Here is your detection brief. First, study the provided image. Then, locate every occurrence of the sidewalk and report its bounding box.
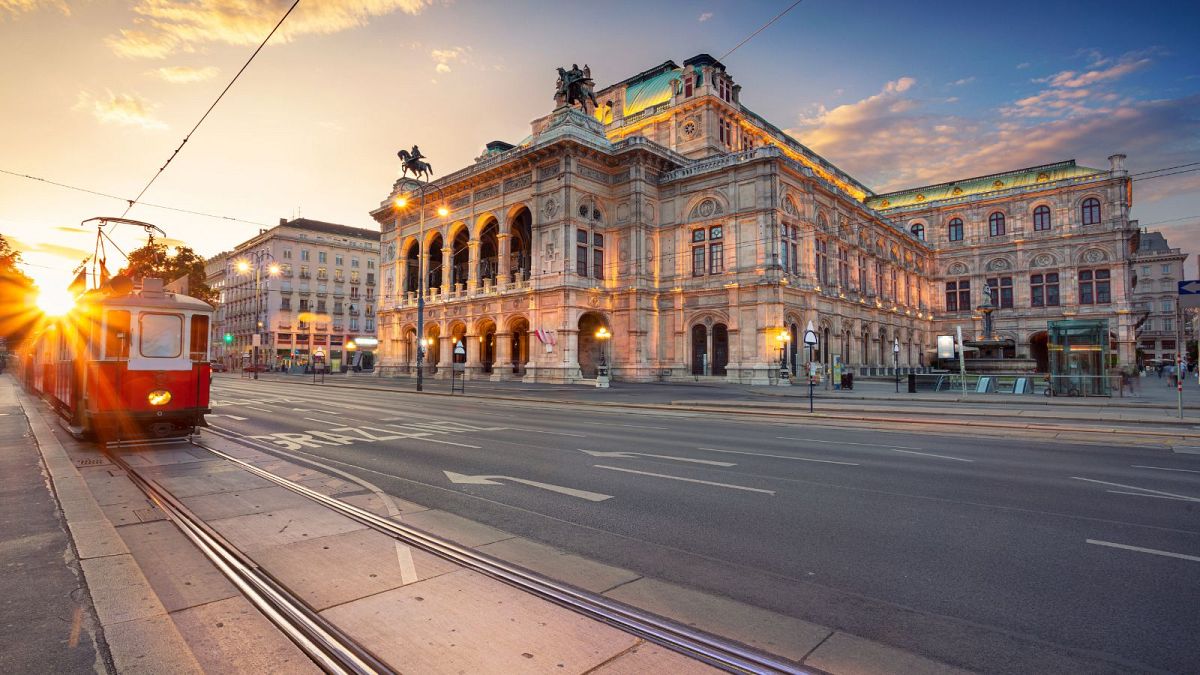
[0,376,107,673]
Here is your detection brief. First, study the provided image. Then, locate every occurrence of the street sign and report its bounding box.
[803,320,818,346]
[454,341,465,356]
[937,335,956,359]
[1178,280,1200,308]
[251,334,261,347]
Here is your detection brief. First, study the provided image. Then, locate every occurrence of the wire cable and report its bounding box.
[720,0,805,61]
[121,0,302,217]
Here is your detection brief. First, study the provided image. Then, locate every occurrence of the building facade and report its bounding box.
[1130,231,1188,366]
[209,218,381,371]
[373,55,1161,383]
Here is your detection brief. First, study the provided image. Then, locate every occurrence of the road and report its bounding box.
[205,375,1200,674]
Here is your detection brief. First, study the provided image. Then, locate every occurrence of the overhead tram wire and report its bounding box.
[120,0,302,218]
[1130,161,1200,177]
[719,0,806,61]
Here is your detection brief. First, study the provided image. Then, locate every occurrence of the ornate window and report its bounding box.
[989,212,1006,237]
[780,224,799,275]
[815,238,829,285]
[709,226,724,274]
[692,244,705,277]
[1081,198,1102,226]
[910,223,925,240]
[875,260,885,300]
[945,278,971,312]
[576,229,588,276]
[986,276,1014,309]
[858,254,867,292]
[837,247,849,287]
[592,233,604,280]
[1078,268,1110,304]
[948,218,964,242]
[1033,205,1051,231]
[1030,272,1060,307]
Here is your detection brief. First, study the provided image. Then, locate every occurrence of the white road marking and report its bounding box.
[443,470,612,501]
[594,465,775,495]
[1132,465,1200,475]
[209,414,248,421]
[1107,490,1195,502]
[579,449,735,466]
[578,421,670,430]
[507,426,588,438]
[244,406,273,413]
[887,448,974,462]
[304,417,344,426]
[778,437,923,450]
[1086,539,1200,563]
[1172,446,1200,455]
[416,438,481,449]
[1071,477,1200,503]
[696,447,859,466]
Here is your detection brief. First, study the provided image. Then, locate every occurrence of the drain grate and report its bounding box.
[76,458,107,467]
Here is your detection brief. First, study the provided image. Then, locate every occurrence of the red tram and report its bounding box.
[22,277,213,439]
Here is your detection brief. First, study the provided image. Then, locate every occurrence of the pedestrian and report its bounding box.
[1157,364,1164,378]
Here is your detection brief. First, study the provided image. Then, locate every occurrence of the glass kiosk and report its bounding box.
[1047,319,1110,396]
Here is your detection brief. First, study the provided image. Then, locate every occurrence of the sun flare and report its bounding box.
[36,288,76,316]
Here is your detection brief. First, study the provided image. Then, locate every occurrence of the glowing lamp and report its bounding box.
[147,390,172,406]
[236,260,250,273]
[394,197,408,208]
[437,206,449,217]
[268,264,281,276]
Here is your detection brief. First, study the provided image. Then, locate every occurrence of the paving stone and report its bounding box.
[604,577,829,663]
[477,537,641,594]
[181,485,311,520]
[120,520,239,613]
[298,475,362,496]
[321,568,639,674]
[103,614,204,675]
[77,466,146,506]
[252,527,459,611]
[100,498,157,527]
[805,631,974,675]
[209,504,368,553]
[340,491,429,516]
[171,595,321,675]
[80,554,168,626]
[590,641,722,674]
[119,448,210,467]
[152,467,276,498]
[400,509,514,547]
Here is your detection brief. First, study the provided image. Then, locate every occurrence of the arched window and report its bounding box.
[947,218,963,242]
[1033,205,1051,231]
[910,223,925,240]
[989,212,1006,237]
[1081,198,1101,225]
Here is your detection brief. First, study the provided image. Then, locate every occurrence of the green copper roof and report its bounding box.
[623,66,682,116]
[866,160,1105,210]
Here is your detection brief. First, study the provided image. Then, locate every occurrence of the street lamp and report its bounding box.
[776,329,791,380]
[392,156,447,393]
[234,250,278,380]
[595,326,611,387]
[893,337,901,392]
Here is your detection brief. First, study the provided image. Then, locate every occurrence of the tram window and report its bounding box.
[104,310,130,359]
[189,315,209,361]
[139,313,182,358]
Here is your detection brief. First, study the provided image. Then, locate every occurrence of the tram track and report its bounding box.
[102,437,392,675]
[194,427,810,675]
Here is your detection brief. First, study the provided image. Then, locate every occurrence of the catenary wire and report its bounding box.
[120,0,301,218]
[720,0,806,61]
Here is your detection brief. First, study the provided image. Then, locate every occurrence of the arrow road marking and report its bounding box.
[443,471,612,502]
[1071,476,1200,503]
[1086,539,1200,563]
[697,447,859,466]
[594,465,775,495]
[579,449,735,466]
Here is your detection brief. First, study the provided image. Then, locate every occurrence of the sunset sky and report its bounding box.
[2,0,1198,292]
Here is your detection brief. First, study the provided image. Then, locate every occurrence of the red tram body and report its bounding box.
[22,278,213,439]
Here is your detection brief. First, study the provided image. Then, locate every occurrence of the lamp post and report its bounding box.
[595,326,611,388]
[803,321,818,413]
[392,164,447,393]
[893,337,901,392]
[776,330,791,381]
[235,251,279,381]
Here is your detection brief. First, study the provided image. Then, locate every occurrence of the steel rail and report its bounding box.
[194,430,811,674]
[103,445,391,675]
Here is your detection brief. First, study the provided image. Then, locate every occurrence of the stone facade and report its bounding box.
[1130,231,1188,365]
[373,55,1163,384]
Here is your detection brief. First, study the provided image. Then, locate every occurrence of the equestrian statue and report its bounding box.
[397,145,433,181]
[555,63,598,113]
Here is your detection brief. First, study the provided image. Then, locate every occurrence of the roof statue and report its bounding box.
[554,63,598,114]
[397,145,432,181]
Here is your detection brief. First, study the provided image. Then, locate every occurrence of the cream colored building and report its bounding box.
[1129,231,1188,366]
[373,55,1157,383]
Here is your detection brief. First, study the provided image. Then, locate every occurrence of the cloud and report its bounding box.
[788,61,1200,199]
[698,11,713,22]
[948,76,975,87]
[150,65,220,83]
[76,90,168,129]
[0,0,68,19]
[430,46,471,75]
[1016,62,1031,69]
[1004,50,1153,118]
[106,0,435,59]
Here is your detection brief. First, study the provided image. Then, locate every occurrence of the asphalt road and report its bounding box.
[205,375,1200,674]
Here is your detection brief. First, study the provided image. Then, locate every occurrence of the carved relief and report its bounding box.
[689,198,722,220]
[616,202,630,223]
[1031,253,1056,268]
[1083,248,1109,263]
[783,196,799,216]
[948,262,969,275]
[504,173,532,191]
[986,258,1011,272]
[543,197,559,220]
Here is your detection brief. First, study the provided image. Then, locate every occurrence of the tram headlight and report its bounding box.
[147,390,172,406]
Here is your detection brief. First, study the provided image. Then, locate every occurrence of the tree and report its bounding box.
[0,234,37,344]
[118,241,216,305]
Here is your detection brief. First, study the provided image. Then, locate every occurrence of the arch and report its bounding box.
[1031,203,1053,231]
[910,222,925,240]
[472,212,500,239]
[476,317,497,374]
[691,323,708,375]
[1078,195,1103,225]
[712,323,729,376]
[577,312,611,379]
[509,207,533,281]
[478,217,499,285]
[403,240,420,293]
[450,227,470,288]
[946,216,964,242]
[988,211,1006,237]
[1029,331,1049,372]
[507,315,531,375]
[448,321,468,363]
[423,323,441,369]
[426,233,444,291]
[503,202,531,231]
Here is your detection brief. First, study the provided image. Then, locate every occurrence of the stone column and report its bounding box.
[467,241,480,291]
[498,233,512,284]
[438,335,452,378]
[492,331,513,381]
[441,247,453,296]
[465,332,481,379]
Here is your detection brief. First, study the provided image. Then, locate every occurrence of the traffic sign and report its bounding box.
[454,341,465,356]
[1178,280,1200,308]
[803,320,818,346]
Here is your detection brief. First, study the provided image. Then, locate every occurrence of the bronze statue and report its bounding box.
[398,145,432,181]
[555,63,598,113]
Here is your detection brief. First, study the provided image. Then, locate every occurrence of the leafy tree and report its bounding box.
[118,241,216,305]
[0,234,36,344]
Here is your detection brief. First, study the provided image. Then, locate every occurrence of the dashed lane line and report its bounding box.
[1086,539,1200,563]
[696,447,859,466]
[594,465,775,495]
[1071,476,1200,503]
[1132,465,1200,475]
[1106,490,1196,502]
[506,427,588,438]
[776,437,973,462]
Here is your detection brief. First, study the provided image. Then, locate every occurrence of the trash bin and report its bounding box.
[840,372,853,390]
[907,372,916,393]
